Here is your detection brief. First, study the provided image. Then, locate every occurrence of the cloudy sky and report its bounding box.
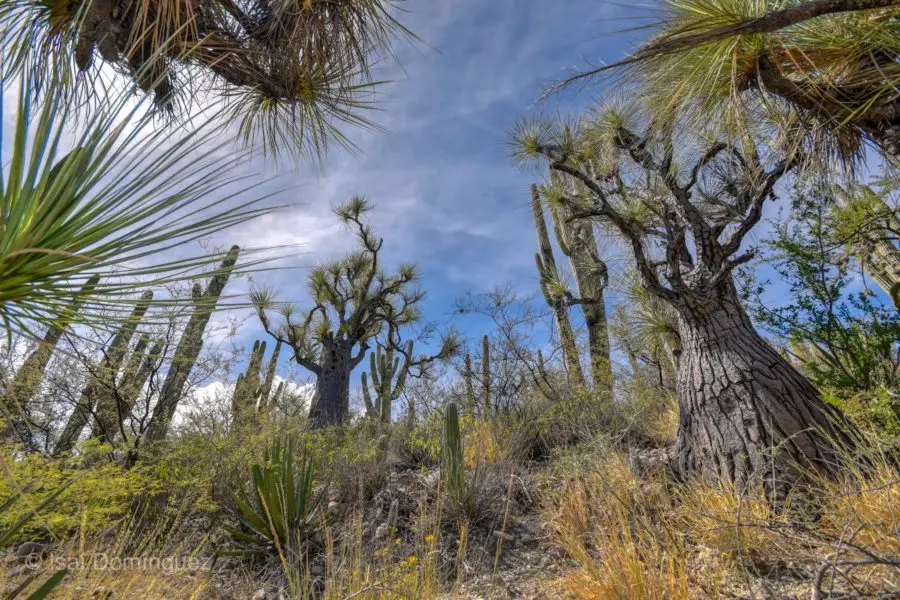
[203,1,649,376]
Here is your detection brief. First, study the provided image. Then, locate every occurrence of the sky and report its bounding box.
[5,1,892,408]
[200,0,650,382]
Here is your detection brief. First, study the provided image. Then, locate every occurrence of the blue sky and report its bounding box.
[210,1,650,379]
[6,1,891,398]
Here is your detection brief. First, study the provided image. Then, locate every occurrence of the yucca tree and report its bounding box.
[1,0,411,157]
[559,0,900,161]
[0,60,273,341]
[512,103,860,492]
[253,197,457,428]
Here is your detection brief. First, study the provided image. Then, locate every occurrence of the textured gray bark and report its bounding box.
[144,246,240,443]
[307,339,353,429]
[672,284,857,493]
[539,119,862,489]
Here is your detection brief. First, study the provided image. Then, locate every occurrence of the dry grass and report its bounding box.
[543,444,900,600]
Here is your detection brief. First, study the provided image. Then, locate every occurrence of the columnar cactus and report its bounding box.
[546,173,613,391]
[2,275,100,450]
[441,402,465,495]
[481,335,491,414]
[145,245,240,443]
[361,340,412,423]
[232,338,282,428]
[532,185,586,388]
[463,352,475,415]
[117,335,163,421]
[55,289,153,453]
[461,336,492,416]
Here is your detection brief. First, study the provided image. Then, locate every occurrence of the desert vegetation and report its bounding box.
[0,1,898,599]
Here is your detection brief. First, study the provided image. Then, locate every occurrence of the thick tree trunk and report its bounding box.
[672,288,858,493]
[307,340,352,429]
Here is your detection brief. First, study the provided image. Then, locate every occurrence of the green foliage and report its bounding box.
[1,0,413,159]
[0,63,272,338]
[224,437,324,559]
[0,442,153,542]
[823,387,900,439]
[743,183,900,395]
[0,467,73,599]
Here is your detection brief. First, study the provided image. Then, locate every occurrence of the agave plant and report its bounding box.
[0,59,274,338]
[224,438,324,558]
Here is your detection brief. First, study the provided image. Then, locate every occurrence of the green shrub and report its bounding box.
[0,442,154,542]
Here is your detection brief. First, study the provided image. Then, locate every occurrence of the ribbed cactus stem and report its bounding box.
[232,339,268,428]
[1,275,100,450]
[55,289,153,451]
[91,290,155,445]
[463,352,475,415]
[258,339,281,412]
[146,245,240,442]
[361,371,375,417]
[481,335,491,414]
[361,340,412,423]
[270,381,285,409]
[441,402,465,495]
[531,185,585,389]
[547,172,612,391]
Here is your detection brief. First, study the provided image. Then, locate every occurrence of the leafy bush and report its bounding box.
[224,437,324,559]
[0,442,153,542]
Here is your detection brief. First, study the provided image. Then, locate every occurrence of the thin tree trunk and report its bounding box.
[672,286,858,494]
[307,339,352,429]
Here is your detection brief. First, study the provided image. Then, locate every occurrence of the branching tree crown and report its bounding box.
[252,196,450,382]
[512,107,800,308]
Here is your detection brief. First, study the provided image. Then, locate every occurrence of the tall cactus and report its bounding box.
[532,185,586,388]
[441,402,465,495]
[258,340,281,415]
[55,289,153,453]
[462,336,492,416]
[1,275,100,449]
[481,335,491,414]
[833,185,900,309]
[94,334,163,445]
[117,335,163,422]
[231,338,281,428]
[361,341,412,423]
[546,173,613,391]
[145,246,240,443]
[463,352,475,415]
